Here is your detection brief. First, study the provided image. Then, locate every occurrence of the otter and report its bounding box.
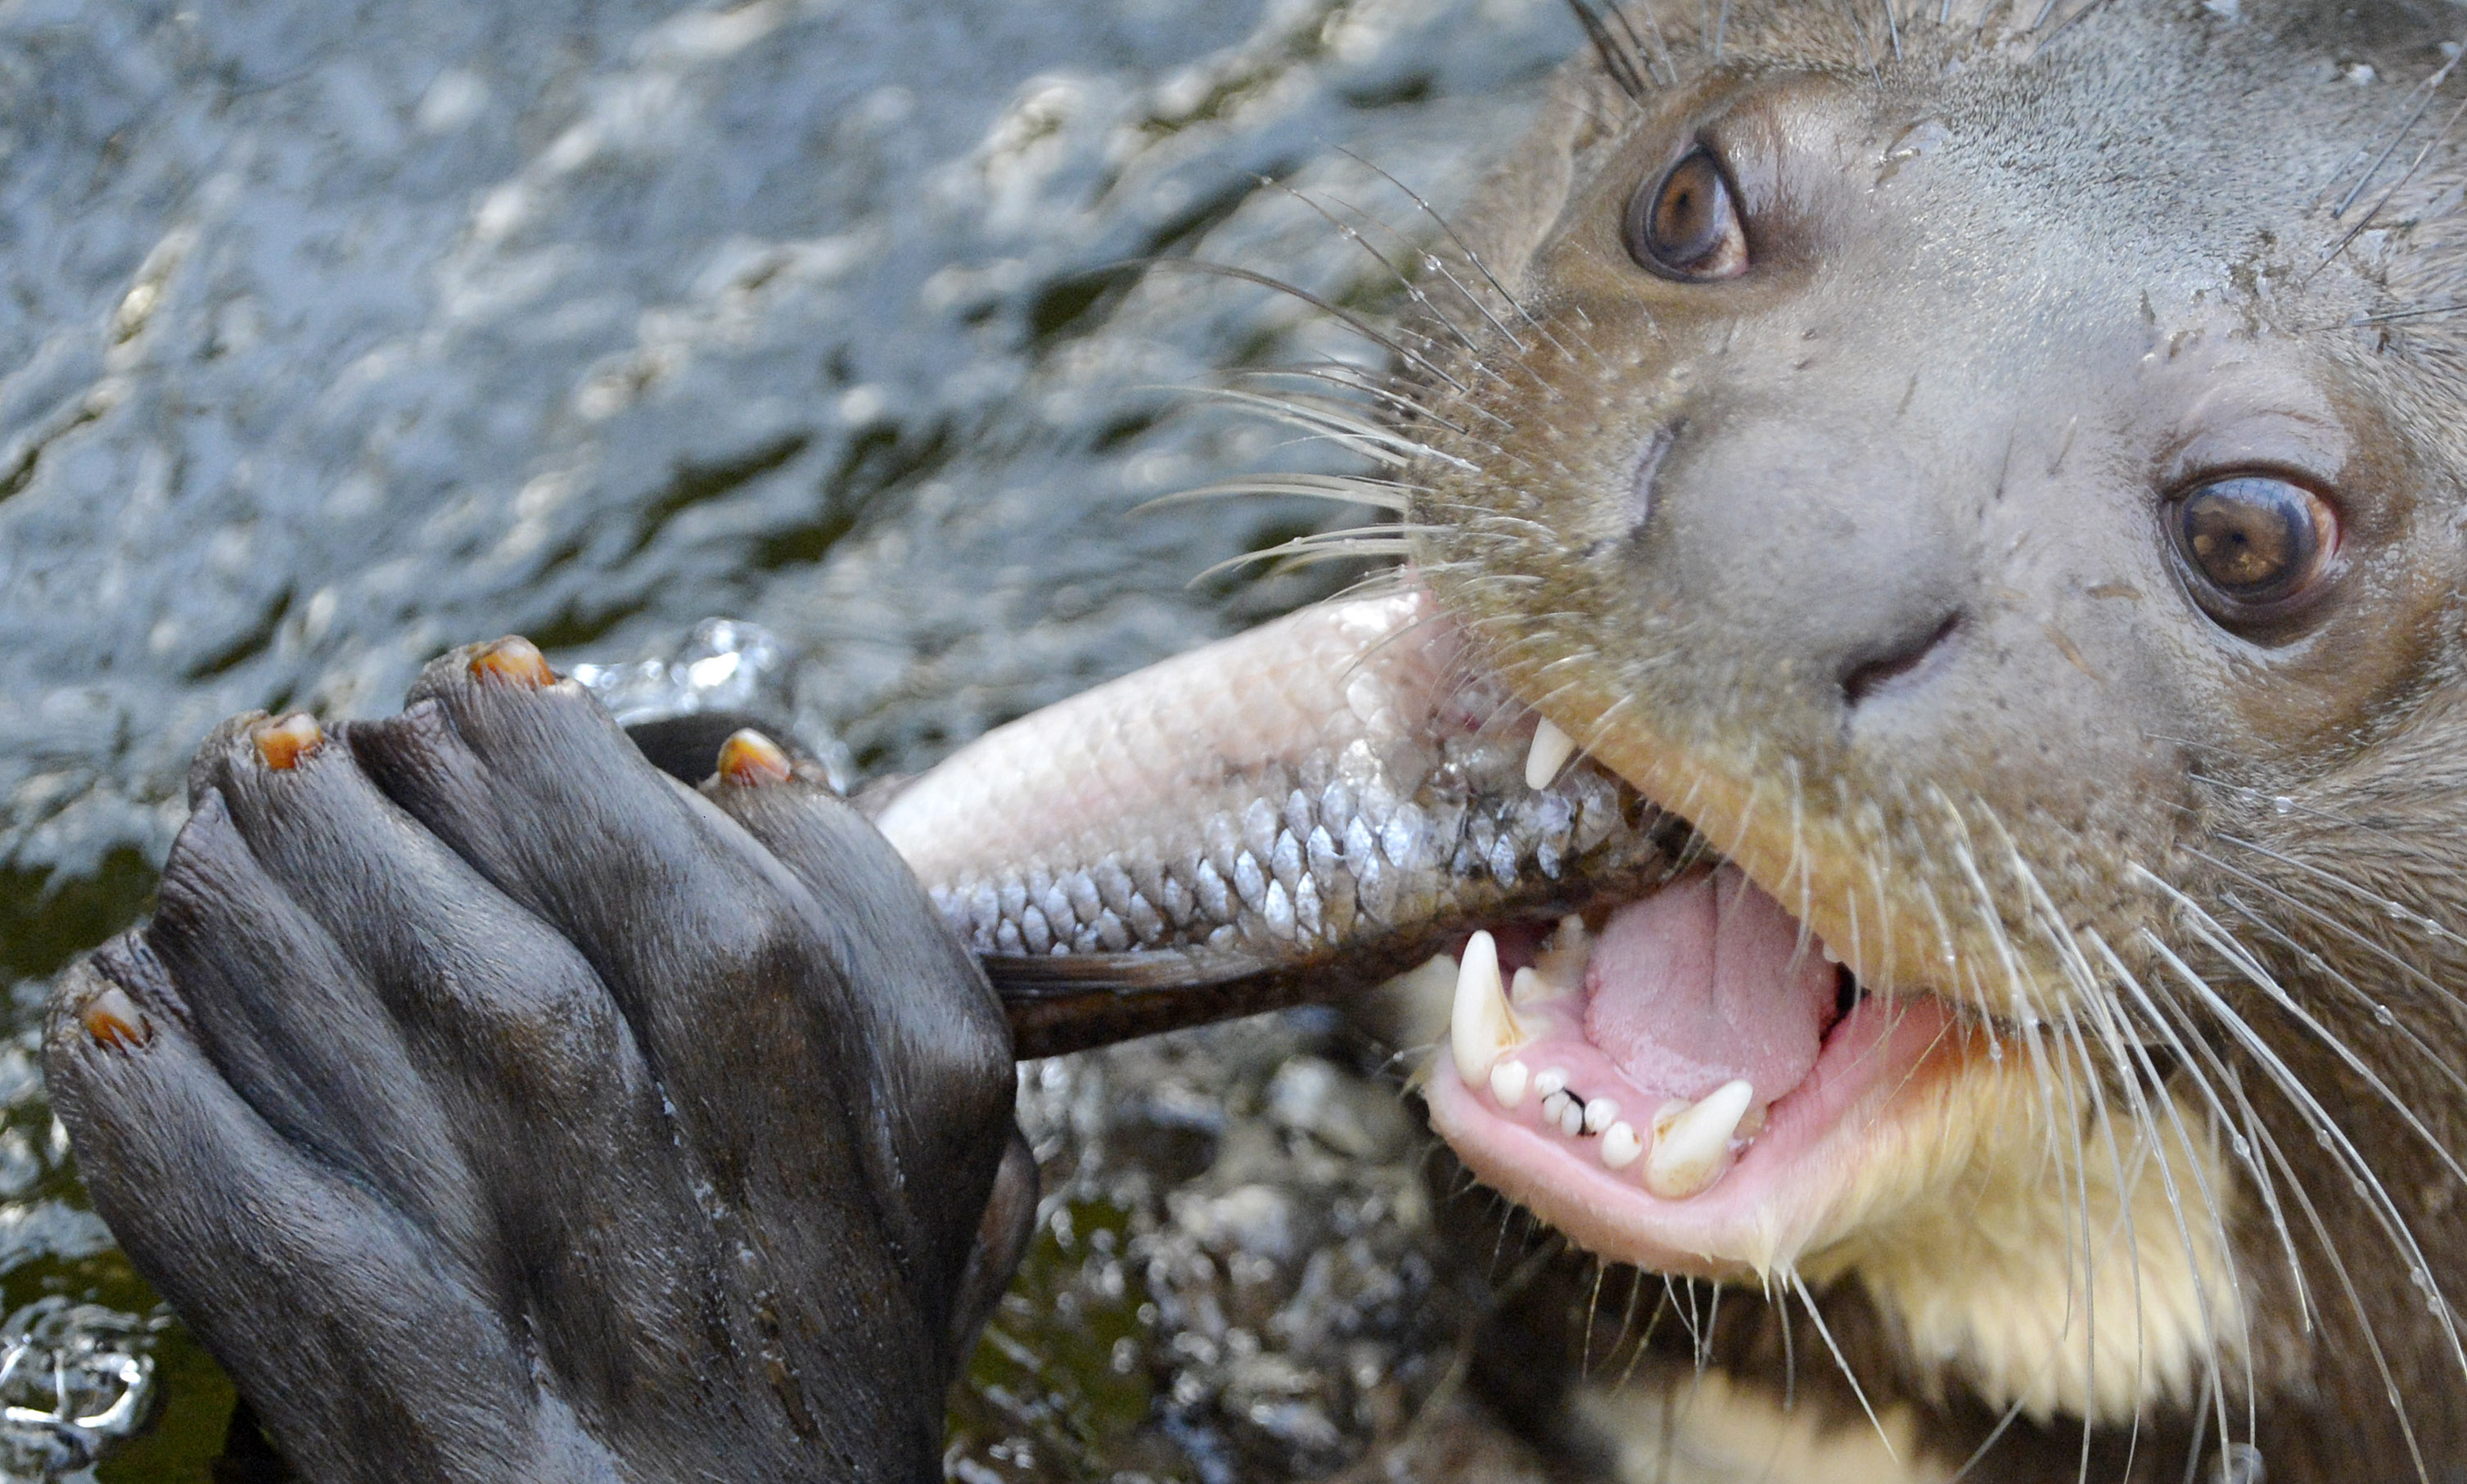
[41,0,2467,1478]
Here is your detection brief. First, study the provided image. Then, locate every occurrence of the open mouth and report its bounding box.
[879,584,1991,1277]
[1422,852,1974,1274]
[1402,702,1991,1277]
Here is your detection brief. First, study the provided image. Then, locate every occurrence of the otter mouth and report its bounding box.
[877,584,1990,1277]
[1422,854,1972,1276]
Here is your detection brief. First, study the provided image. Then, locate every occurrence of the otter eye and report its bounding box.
[2167,476,2339,626]
[1626,149,1748,281]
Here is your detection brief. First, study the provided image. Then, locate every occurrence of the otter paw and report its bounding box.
[46,639,1031,1484]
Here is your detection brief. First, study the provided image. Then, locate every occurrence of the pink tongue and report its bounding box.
[1581,865,1838,1107]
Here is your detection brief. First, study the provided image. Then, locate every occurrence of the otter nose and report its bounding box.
[1637,413,1970,715]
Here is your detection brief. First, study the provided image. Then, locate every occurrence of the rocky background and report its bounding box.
[0,0,1590,1477]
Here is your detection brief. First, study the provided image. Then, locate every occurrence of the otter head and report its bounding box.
[1405,0,2467,1449]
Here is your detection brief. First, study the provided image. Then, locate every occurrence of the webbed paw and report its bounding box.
[47,639,1032,1483]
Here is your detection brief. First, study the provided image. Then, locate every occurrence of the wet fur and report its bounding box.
[1239,0,2467,1476]
[43,656,1035,1482]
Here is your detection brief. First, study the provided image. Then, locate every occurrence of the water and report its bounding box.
[0,0,1576,1474]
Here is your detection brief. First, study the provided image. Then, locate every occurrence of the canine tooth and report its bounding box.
[1489,1059,1530,1108]
[1644,1080,1756,1200]
[1449,931,1520,1084]
[1582,1097,1620,1134]
[1534,1067,1569,1100]
[1525,716,1578,789]
[1600,1121,1644,1170]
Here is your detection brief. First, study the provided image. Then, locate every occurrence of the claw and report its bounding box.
[81,987,151,1052]
[716,729,793,787]
[251,715,324,771]
[468,637,557,688]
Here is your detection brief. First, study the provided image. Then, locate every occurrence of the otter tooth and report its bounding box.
[1509,965,1560,1004]
[1582,1097,1620,1134]
[1643,1080,1757,1200]
[1544,1090,1585,1136]
[1534,1066,1569,1100]
[1489,1058,1531,1108]
[1449,931,1520,1084]
[1820,941,1842,965]
[1600,1121,1644,1171]
[1524,716,1578,790]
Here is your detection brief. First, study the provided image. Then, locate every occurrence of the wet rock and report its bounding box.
[952,1013,1535,1484]
[1,0,1584,1473]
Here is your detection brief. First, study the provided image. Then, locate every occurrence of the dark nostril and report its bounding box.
[1839,611,1962,708]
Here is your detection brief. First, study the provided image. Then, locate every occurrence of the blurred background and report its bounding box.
[0,0,1581,1475]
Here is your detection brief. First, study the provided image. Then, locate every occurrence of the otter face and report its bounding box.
[1406,0,2467,1443]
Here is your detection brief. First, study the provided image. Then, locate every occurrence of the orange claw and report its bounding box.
[469,637,556,688]
[252,714,325,771]
[83,986,151,1051]
[717,728,793,787]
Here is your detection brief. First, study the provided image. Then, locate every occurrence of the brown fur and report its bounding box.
[1390,1,2467,1475]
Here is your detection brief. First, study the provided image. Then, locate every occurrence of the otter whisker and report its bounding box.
[1604,0,1682,88]
[1134,475,1415,516]
[2166,888,2467,1192]
[2099,936,2316,1346]
[2326,47,2464,218]
[2059,1013,2149,1484]
[1170,385,1460,467]
[1226,364,1486,440]
[2187,848,2467,1020]
[1253,176,1505,377]
[2311,83,2467,279]
[2140,925,2467,1396]
[2210,829,2467,958]
[2344,300,2467,327]
[1325,145,1586,367]
[2216,890,2467,1116]
[1787,1269,1899,1460]
[2246,1113,2436,1484]
[1566,0,1656,101]
[1138,258,1502,411]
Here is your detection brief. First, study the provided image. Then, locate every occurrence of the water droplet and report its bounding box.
[2271,795,2295,814]
[2375,1003,2397,1026]
[2230,1134,2251,1159]
[1987,1040,2004,1062]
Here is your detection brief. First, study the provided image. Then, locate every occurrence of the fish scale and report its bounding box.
[873,591,1688,1056]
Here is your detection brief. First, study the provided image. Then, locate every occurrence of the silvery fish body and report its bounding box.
[871,589,1683,1056]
